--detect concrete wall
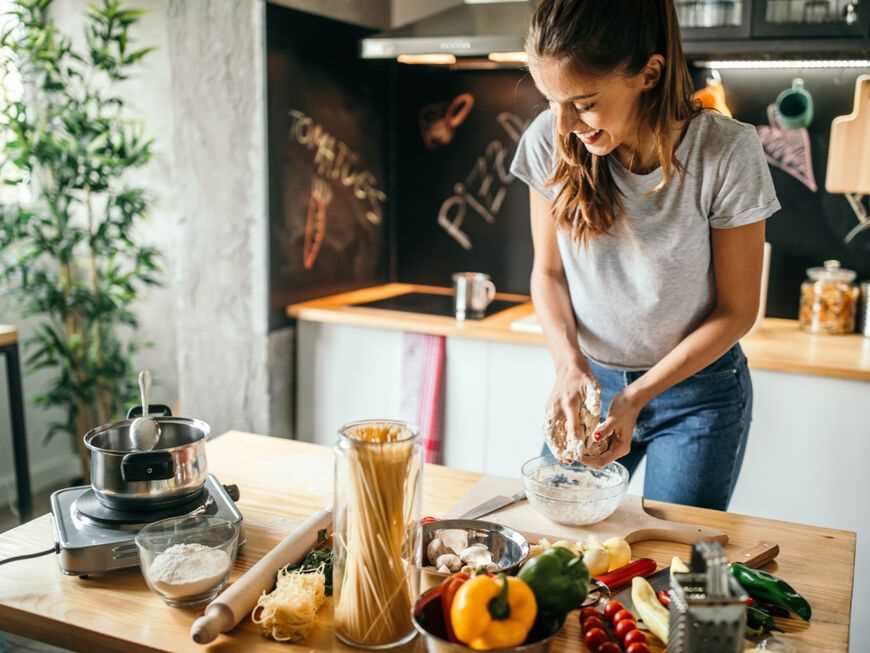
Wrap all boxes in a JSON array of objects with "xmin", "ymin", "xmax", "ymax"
[
  {"xmin": 0, "ymin": 0, "xmax": 293, "ymax": 504},
  {"xmin": 164, "ymin": 0, "xmax": 273, "ymax": 435}
]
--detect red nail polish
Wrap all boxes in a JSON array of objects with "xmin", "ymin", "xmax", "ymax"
[{"xmin": 594, "ymin": 432, "xmax": 601, "ymax": 441}]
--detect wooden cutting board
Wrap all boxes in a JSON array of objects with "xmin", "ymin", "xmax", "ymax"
[
  {"xmin": 826, "ymin": 74, "xmax": 870, "ymax": 194},
  {"xmin": 446, "ymin": 475, "xmax": 728, "ymax": 546}
]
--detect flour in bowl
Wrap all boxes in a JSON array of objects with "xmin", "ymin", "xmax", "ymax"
[{"xmin": 147, "ymin": 543, "xmax": 231, "ymax": 598}]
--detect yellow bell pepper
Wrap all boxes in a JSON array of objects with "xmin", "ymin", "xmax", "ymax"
[{"xmin": 450, "ymin": 574, "xmax": 537, "ymax": 650}]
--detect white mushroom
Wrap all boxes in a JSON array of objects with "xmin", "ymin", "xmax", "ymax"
[
  {"xmin": 427, "ymin": 537, "xmax": 449, "ymax": 565},
  {"xmin": 437, "ymin": 529, "xmax": 469, "ymax": 556},
  {"xmin": 437, "ymin": 564, "xmax": 451, "ymax": 574},
  {"xmin": 459, "ymin": 545, "xmax": 493, "ymax": 568},
  {"xmin": 435, "ymin": 554, "xmax": 462, "ymax": 572}
]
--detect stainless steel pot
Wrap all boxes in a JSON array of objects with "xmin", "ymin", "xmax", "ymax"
[{"xmin": 83, "ymin": 404, "xmax": 210, "ymax": 509}]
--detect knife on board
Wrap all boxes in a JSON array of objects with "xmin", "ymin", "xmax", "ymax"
[
  {"xmin": 608, "ymin": 541, "xmax": 780, "ymax": 613},
  {"xmin": 457, "ymin": 491, "xmax": 527, "ymax": 521}
]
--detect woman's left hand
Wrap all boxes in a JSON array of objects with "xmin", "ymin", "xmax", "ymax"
[{"xmin": 581, "ymin": 389, "xmax": 644, "ymax": 468}]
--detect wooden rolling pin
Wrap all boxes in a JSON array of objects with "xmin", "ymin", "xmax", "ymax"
[{"xmin": 190, "ymin": 508, "xmax": 333, "ymax": 644}]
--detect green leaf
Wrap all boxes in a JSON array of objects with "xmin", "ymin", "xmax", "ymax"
[{"xmin": 122, "ymin": 46, "xmax": 153, "ymax": 65}]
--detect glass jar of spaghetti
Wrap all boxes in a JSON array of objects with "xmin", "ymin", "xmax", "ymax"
[
  {"xmin": 799, "ymin": 260, "xmax": 859, "ymax": 334},
  {"xmin": 333, "ymin": 419, "xmax": 423, "ymax": 649}
]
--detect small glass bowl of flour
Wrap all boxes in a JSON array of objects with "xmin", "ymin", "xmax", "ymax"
[
  {"xmin": 521, "ymin": 456, "xmax": 629, "ymax": 526},
  {"xmin": 136, "ymin": 515, "xmax": 238, "ymax": 607}
]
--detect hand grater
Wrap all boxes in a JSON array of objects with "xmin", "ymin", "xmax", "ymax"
[{"xmin": 668, "ymin": 540, "xmax": 748, "ymax": 653}]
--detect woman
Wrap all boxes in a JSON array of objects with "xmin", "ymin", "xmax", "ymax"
[{"xmin": 510, "ymin": 0, "xmax": 780, "ymax": 510}]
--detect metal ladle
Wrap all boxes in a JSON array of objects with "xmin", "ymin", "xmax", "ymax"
[{"xmin": 129, "ymin": 370, "xmax": 161, "ymax": 451}]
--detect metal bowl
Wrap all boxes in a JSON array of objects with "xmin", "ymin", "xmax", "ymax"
[
  {"xmin": 413, "ymin": 585, "xmax": 561, "ymax": 653},
  {"xmin": 421, "ymin": 519, "xmax": 529, "ymax": 582}
]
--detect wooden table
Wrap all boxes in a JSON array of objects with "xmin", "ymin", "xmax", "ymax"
[{"xmin": 0, "ymin": 432, "xmax": 856, "ymax": 652}]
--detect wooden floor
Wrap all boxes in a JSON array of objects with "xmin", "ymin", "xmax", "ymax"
[{"xmin": 0, "ymin": 482, "xmax": 74, "ymax": 653}]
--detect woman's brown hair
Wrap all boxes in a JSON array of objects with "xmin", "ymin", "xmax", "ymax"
[{"xmin": 526, "ymin": 0, "xmax": 699, "ymax": 245}]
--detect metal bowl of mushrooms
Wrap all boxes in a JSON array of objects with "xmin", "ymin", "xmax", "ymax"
[{"xmin": 421, "ymin": 519, "xmax": 530, "ymax": 589}]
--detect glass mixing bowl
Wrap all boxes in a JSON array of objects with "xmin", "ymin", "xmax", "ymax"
[{"xmin": 521, "ymin": 456, "xmax": 628, "ymax": 526}]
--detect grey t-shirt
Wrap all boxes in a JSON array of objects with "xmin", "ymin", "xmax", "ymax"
[{"xmin": 510, "ymin": 109, "xmax": 780, "ymax": 370}]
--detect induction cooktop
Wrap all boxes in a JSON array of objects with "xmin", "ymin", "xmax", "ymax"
[{"xmin": 351, "ymin": 292, "xmax": 523, "ymax": 319}]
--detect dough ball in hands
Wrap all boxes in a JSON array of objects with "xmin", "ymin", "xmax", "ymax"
[{"xmin": 544, "ymin": 379, "xmax": 606, "ymax": 463}]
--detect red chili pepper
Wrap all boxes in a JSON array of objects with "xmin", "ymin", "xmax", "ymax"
[
  {"xmin": 440, "ymin": 571, "xmax": 470, "ymax": 643},
  {"xmin": 657, "ymin": 590, "xmax": 671, "ymax": 607},
  {"xmin": 743, "ymin": 596, "xmax": 755, "ymax": 607},
  {"xmin": 594, "ymin": 558, "xmax": 657, "ymax": 591}
]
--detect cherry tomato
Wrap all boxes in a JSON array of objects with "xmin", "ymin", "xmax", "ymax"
[
  {"xmin": 624, "ymin": 629, "xmax": 647, "ymax": 647},
  {"xmin": 613, "ymin": 609, "xmax": 635, "ymax": 624},
  {"xmin": 583, "ymin": 627, "xmax": 608, "ymax": 650},
  {"xmin": 614, "ymin": 619, "xmax": 637, "ymax": 639},
  {"xmin": 603, "ymin": 600, "xmax": 624, "ymax": 621},
  {"xmin": 581, "ymin": 616, "xmax": 606, "ymax": 633},
  {"xmin": 597, "ymin": 643, "xmax": 622, "ymax": 653},
  {"xmin": 626, "ymin": 644, "xmax": 651, "ymax": 653},
  {"xmin": 580, "ymin": 607, "xmax": 602, "ymax": 622}
]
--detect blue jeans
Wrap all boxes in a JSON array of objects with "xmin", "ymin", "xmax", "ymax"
[{"xmin": 544, "ymin": 344, "xmax": 753, "ymax": 511}]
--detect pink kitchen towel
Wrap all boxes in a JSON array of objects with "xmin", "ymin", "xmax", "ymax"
[{"xmin": 399, "ymin": 332, "xmax": 446, "ymax": 464}]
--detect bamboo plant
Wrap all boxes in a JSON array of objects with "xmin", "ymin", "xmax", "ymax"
[{"xmin": 0, "ymin": 0, "xmax": 160, "ymax": 480}]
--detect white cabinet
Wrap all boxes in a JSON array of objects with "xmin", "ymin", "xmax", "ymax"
[{"xmin": 296, "ymin": 320, "xmax": 405, "ymax": 445}]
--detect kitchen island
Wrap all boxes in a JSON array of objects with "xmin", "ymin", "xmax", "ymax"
[
  {"xmin": 0, "ymin": 432, "xmax": 855, "ymax": 652},
  {"xmin": 288, "ymin": 283, "xmax": 870, "ymax": 650}
]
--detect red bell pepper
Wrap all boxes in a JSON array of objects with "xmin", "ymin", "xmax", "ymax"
[
  {"xmin": 440, "ymin": 571, "xmax": 470, "ymax": 643},
  {"xmin": 593, "ymin": 558, "xmax": 657, "ymax": 592}
]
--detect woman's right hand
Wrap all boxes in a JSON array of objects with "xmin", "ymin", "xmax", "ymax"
[{"xmin": 546, "ymin": 358, "xmax": 601, "ymax": 448}]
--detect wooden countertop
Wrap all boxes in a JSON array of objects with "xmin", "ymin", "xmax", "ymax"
[
  {"xmin": 287, "ymin": 284, "xmax": 870, "ymax": 382},
  {"xmin": 0, "ymin": 325, "xmax": 17, "ymax": 348},
  {"xmin": 0, "ymin": 432, "xmax": 854, "ymax": 652}
]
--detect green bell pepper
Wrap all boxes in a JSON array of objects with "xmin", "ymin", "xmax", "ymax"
[
  {"xmin": 731, "ymin": 563, "xmax": 812, "ymax": 621},
  {"xmin": 518, "ymin": 546, "xmax": 589, "ymax": 618}
]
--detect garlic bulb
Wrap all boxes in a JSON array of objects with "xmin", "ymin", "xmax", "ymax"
[{"xmin": 435, "ymin": 553, "xmax": 462, "ymax": 572}]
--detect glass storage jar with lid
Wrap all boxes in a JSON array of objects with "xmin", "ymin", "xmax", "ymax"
[
  {"xmin": 798, "ymin": 259, "xmax": 859, "ymax": 334},
  {"xmin": 332, "ymin": 419, "xmax": 423, "ymax": 649}
]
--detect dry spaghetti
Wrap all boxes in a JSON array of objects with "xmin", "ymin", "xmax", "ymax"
[{"xmin": 333, "ymin": 420, "xmax": 422, "ymax": 648}]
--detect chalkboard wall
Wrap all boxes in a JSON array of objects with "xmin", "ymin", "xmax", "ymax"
[
  {"xmin": 393, "ymin": 65, "xmax": 870, "ymax": 319},
  {"xmin": 267, "ymin": 5, "xmax": 390, "ymax": 328},
  {"xmin": 393, "ymin": 67, "xmax": 544, "ymax": 295},
  {"xmin": 267, "ymin": 4, "xmax": 870, "ymax": 326},
  {"xmin": 704, "ymin": 68, "xmax": 870, "ymax": 317}
]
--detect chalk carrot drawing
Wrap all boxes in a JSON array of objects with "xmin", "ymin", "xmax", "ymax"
[
  {"xmin": 303, "ymin": 176, "xmax": 333, "ymax": 270},
  {"xmin": 757, "ymin": 104, "xmax": 817, "ymax": 192},
  {"xmin": 289, "ymin": 109, "xmax": 386, "ymax": 226}
]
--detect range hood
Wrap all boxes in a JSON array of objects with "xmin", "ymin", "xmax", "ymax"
[{"xmin": 360, "ymin": 0, "xmax": 532, "ymax": 60}]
